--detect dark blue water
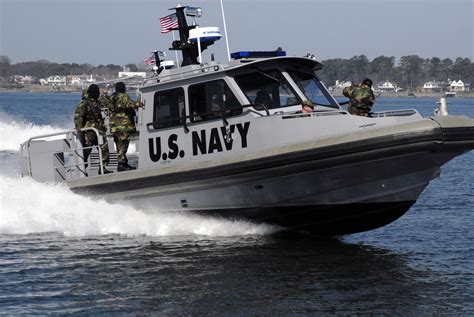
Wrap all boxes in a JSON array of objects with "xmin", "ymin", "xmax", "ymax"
[{"xmin": 0, "ymin": 92, "xmax": 473, "ymax": 315}]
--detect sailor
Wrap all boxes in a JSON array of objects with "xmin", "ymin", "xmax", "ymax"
[
  {"xmin": 302, "ymin": 100, "xmax": 315, "ymax": 113},
  {"xmin": 342, "ymin": 78, "xmax": 375, "ymax": 116},
  {"xmin": 107, "ymin": 82, "xmax": 144, "ymax": 171},
  {"xmin": 99, "ymin": 85, "xmax": 111, "ymax": 110},
  {"xmin": 74, "ymin": 84, "xmax": 110, "ymax": 171},
  {"xmin": 254, "ymin": 90, "xmax": 273, "ymax": 108}
]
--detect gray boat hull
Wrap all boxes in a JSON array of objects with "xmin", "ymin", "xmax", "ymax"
[{"xmin": 70, "ymin": 124, "xmax": 470, "ymax": 235}]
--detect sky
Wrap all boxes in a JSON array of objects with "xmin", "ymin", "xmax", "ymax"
[{"xmin": 0, "ymin": 0, "xmax": 473, "ymax": 66}]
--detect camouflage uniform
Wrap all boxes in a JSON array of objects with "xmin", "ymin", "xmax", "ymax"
[
  {"xmin": 74, "ymin": 90, "xmax": 109, "ymax": 164},
  {"xmin": 108, "ymin": 92, "xmax": 142, "ymax": 165},
  {"xmin": 342, "ymin": 84, "xmax": 376, "ymax": 116},
  {"xmin": 98, "ymin": 94, "xmax": 113, "ymax": 133}
]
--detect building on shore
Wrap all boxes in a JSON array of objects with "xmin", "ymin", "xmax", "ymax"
[
  {"xmin": 449, "ymin": 80, "xmax": 470, "ymax": 92},
  {"xmin": 423, "ymin": 81, "xmax": 447, "ymax": 92},
  {"xmin": 66, "ymin": 74, "xmax": 97, "ymax": 88},
  {"xmin": 377, "ymin": 81, "xmax": 403, "ymax": 93},
  {"xmin": 118, "ymin": 71, "xmax": 147, "ymax": 79},
  {"xmin": 12, "ymin": 75, "xmax": 38, "ymax": 85},
  {"xmin": 328, "ymin": 80, "xmax": 352, "ymax": 95},
  {"xmin": 46, "ymin": 75, "xmax": 67, "ymax": 86}
]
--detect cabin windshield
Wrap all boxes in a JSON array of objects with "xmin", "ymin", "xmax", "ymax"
[
  {"xmin": 234, "ymin": 70, "xmax": 300, "ymax": 109},
  {"xmin": 289, "ymin": 70, "xmax": 339, "ymax": 109}
]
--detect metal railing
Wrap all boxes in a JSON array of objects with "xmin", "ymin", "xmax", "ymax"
[{"xmin": 22, "ymin": 127, "xmax": 104, "ymax": 179}]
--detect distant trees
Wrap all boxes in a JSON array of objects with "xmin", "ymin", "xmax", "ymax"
[
  {"xmin": 2, "ymin": 58, "xmax": 136, "ymax": 79},
  {"xmin": 0, "ymin": 56, "xmax": 11, "ymax": 77},
  {"xmin": 1, "ymin": 55, "xmax": 473, "ymax": 90},
  {"xmin": 125, "ymin": 63, "xmax": 139, "ymax": 72},
  {"xmin": 318, "ymin": 55, "xmax": 473, "ymax": 89},
  {"xmin": 368, "ymin": 56, "xmax": 395, "ymax": 84},
  {"xmin": 398, "ymin": 55, "xmax": 425, "ymax": 88}
]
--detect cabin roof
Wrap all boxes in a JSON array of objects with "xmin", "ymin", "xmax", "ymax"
[{"xmin": 141, "ymin": 56, "xmax": 323, "ymax": 92}]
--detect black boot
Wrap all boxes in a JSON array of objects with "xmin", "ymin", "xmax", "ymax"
[
  {"xmin": 98, "ymin": 168, "xmax": 113, "ymax": 175},
  {"xmin": 118, "ymin": 163, "xmax": 135, "ymax": 172}
]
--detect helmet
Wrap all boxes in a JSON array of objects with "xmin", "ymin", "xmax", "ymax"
[
  {"xmin": 302, "ymin": 100, "xmax": 314, "ymax": 109},
  {"xmin": 115, "ymin": 81, "xmax": 126, "ymax": 93},
  {"xmin": 87, "ymin": 84, "xmax": 100, "ymax": 100},
  {"xmin": 362, "ymin": 78, "xmax": 373, "ymax": 87}
]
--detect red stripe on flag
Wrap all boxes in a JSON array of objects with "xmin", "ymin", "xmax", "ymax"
[{"xmin": 159, "ymin": 14, "xmax": 179, "ymax": 33}]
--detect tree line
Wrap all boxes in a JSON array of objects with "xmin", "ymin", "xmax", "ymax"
[
  {"xmin": 0, "ymin": 56, "xmax": 140, "ymax": 80},
  {"xmin": 1, "ymin": 54, "xmax": 473, "ymax": 89},
  {"xmin": 317, "ymin": 55, "xmax": 473, "ymax": 89}
]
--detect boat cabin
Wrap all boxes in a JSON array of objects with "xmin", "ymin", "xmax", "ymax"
[{"xmin": 135, "ymin": 54, "xmax": 349, "ymax": 170}]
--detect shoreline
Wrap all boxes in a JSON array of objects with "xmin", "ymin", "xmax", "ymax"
[{"xmin": 1, "ymin": 86, "xmax": 473, "ymax": 99}]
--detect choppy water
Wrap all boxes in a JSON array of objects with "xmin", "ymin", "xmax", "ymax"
[{"xmin": 0, "ymin": 92, "xmax": 473, "ymax": 315}]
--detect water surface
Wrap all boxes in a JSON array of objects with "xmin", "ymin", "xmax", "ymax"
[{"xmin": 0, "ymin": 93, "xmax": 473, "ymax": 315}]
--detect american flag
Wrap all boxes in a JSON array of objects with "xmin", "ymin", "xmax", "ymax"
[
  {"xmin": 159, "ymin": 13, "xmax": 179, "ymax": 33},
  {"xmin": 144, "ymin": 56, "xmax": 156, "ymax": 65}
]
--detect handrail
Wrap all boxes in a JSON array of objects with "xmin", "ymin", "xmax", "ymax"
[
  {"xmin": 24, "ymin": 127, "xmax": 104, "ymax": 177},
  {"xmin": 146, "ymin": 104, "xmax": 266, "ymax": 132},
  {"xmin": 281, "ymin": 109, "xmax": 348, "ymax": 119},
  {"xmin": 369, "ymin": 109, "xmax": 417, "ymax": 117},
  {"xmin": 143, "ymin": 64, "xmax": 222, "ymax": 85}
]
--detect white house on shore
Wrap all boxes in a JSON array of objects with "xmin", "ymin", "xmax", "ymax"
[
  {"xmin": 67, "ymin": 74, "xmax": 97, "ymax": 87},
  {"xmin": 377, "ymin": 81, "xmax": 402, "ymax": 93},
  {"xmin": 328, "ymin": 80, "xmax": 352, "ymax": 93},
  {"xmin": 46, "ymin": 75, "xmax": 67, "ymax": 86},
  {"xmin": 450, "ymin": 80, "xmax": 470, "ymax": 92},
  {"xmin": 423, "ymin": 81, "xmax": 445, "ymax": 92},
  {"xmin": 12, "ymin": 75, "xmax": 38, "ymax": 85},
  {"xmin": 118, "ymin": 71, "xmax": 147, "ymax": 79}
]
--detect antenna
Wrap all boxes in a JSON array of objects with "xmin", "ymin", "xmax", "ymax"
[{"xmin": 220, "ymin": 0, "xmax": 231, "ymax": 62}]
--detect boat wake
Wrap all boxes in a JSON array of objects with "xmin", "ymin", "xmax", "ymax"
[
  {"xmin": 0, "ymin": 175, "xmax": 278, "ymax": 237},
  {"xmin": 0, "ymin": 115, "xmax": 66, "ymax": 152}
]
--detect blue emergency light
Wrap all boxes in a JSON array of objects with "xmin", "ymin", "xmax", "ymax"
[{"xmin": 231, "ymin": 50, "xmax": 287, "ymax": 60}]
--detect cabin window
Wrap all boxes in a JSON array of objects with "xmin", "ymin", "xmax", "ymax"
[
  {"xmin": 188, "ymin": 80, "xmax": 241, "ymax": 122},
  {"xmin": 234, "ymin": 70, "xmax": 300, "ymax": 109},
  {"xmin": 289, "ymin": 70, "xmax": 338, "ymax": 109},
  {"xmin": 153, "ymin": 88, "xmax": 185, "ymax": 129}
]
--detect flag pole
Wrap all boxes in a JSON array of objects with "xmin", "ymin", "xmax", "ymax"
[
  {"xmin": 196, "ymin": 25, "xmax": 202, "ymax": 64},
  {"xmin": 220, "ymin": 0, "xmax": 231, "ymax": 62}
]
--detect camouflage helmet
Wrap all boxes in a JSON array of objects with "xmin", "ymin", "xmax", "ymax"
[{"xmin": 302, "ymin": 100, "xmax": 314, "ymax": 109}]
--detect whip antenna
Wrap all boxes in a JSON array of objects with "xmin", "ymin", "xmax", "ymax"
[{"xmin": 220, "ymin": 0, "xmax": 231, "ymax": 62}]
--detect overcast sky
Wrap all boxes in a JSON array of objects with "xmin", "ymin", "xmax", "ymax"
[{"xmin": 1, "ymin": 0, "xmax": 473, "ymax": 66}]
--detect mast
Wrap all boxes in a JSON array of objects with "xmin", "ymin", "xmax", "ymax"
[{"xmin": 168, "ymin": 4, "xmax": 216, "ymax": 67}]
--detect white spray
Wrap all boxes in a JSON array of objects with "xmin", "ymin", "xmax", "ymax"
[{"xmin": 0, "ymin": 175, "xmax": 278, "ymax": 237}]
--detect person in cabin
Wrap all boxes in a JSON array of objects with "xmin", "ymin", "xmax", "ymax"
[
  {"xmin": 254, "ymin": 90, "xmax": 273, "ymax": 108},
  {"xmin": 106, "ymin": 82, "xmax": 144, "ymax": 172},
  {"xmin": 342, "ymin": 78, "xmax": 376, "ymax": 116},
  {"xmin": 189, "ymin": 93, "xmax": 206, "ymax": 121},
  {"xmin": 301, "ymin": 100, "xmax": 315, "ymax": 113},
  {"xmin": 74, "ymin": 84, "xmax": 110, "ymax": 173}
]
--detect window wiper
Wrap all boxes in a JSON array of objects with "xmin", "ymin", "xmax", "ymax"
[{"xmin": 251, "ymin": 67, "xmax": 280, "ymax": 82}]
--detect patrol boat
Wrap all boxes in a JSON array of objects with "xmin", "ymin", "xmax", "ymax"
[{"xmin": 20, "ymin": 4, "xmax": 474, "ymax": 236}]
